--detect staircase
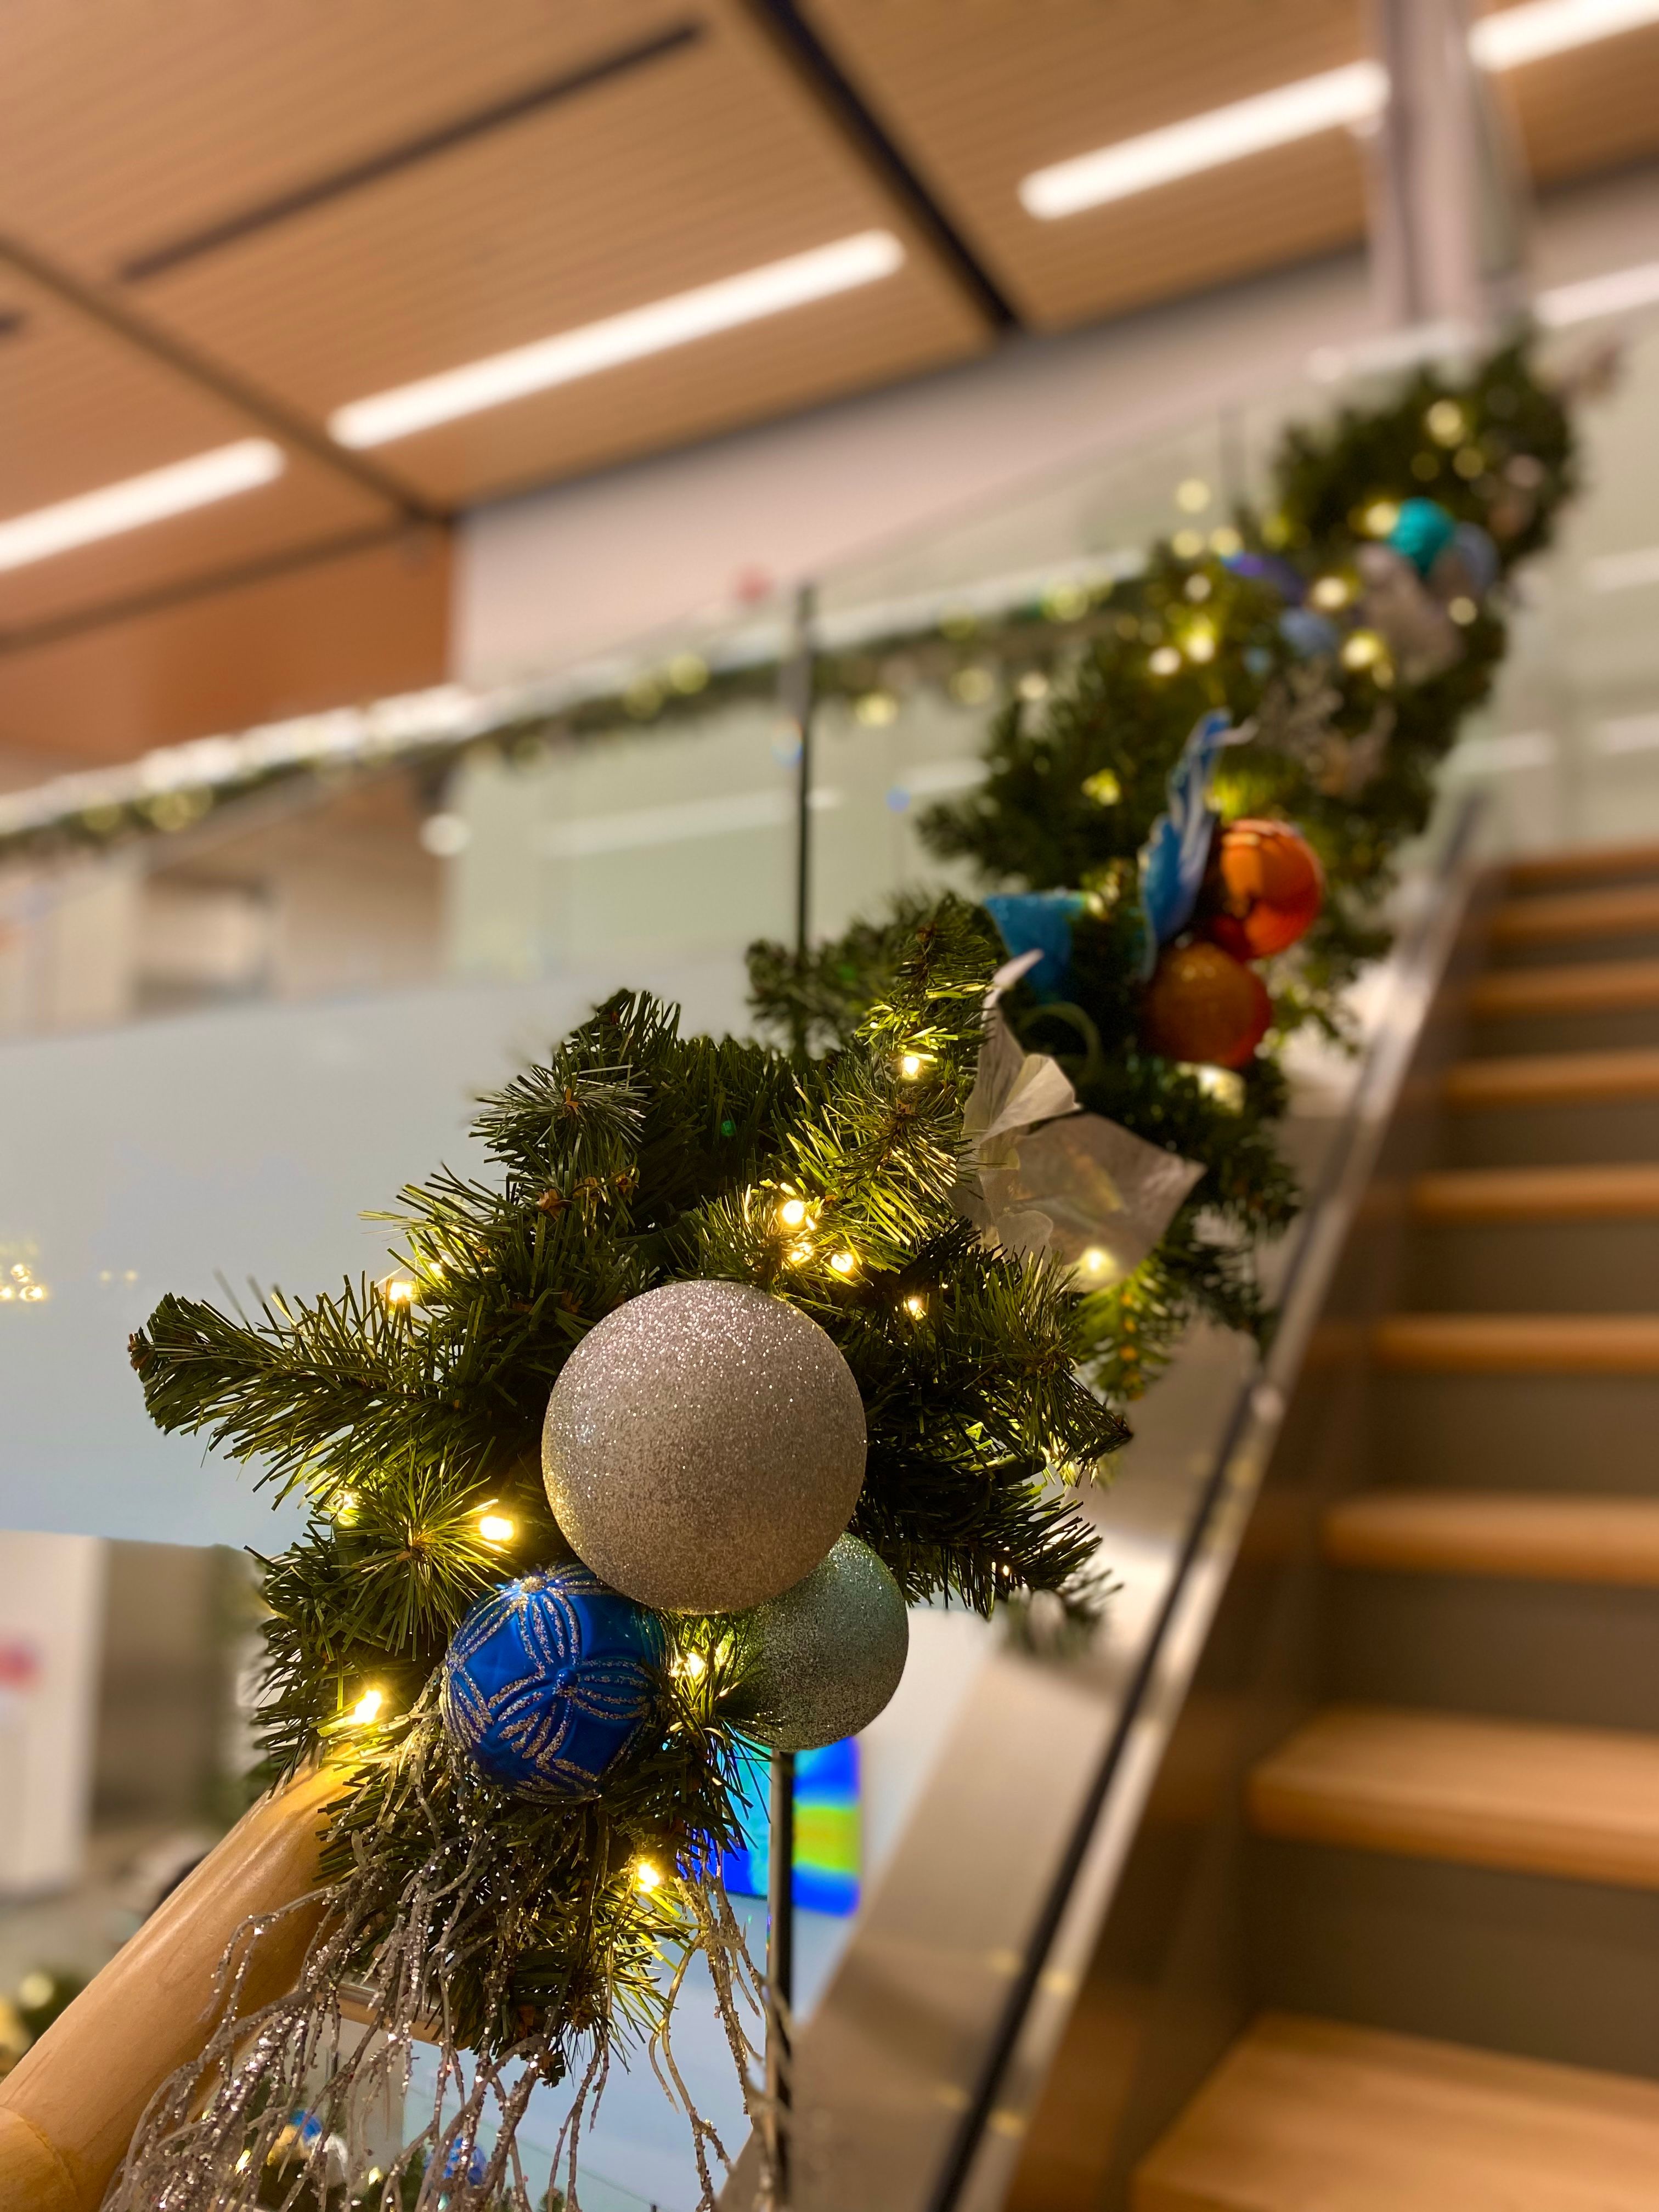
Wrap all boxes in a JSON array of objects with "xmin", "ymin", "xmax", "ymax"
[{"xmin": 1135, "ymin": 839, "xmax": 1659, "ymax": 2209}]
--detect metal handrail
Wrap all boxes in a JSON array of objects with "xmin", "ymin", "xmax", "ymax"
[{"xmin": 924, "ymin": 791, "xmax": 1489, "ymax": 2212}]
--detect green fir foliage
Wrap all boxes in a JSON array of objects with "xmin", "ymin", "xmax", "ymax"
[
  {"xmin": 129, "ymin": 905, "xmax": 1122, "ymax": 2061},
  {"xmin": 751, "ymin": 340, "xmax": 1577, "ymax": 1397}
]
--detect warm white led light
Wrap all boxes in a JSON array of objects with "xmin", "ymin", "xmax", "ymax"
[
  {"xmin": 1019, "ymin": 63, "xmax": 1387, "ymax": 219},
  {"xmin": 1471, "ymin": 0, "xmax": 1659, "ymax": 70},
  {"xmin": 0, "ymin": 439, "xmax": 285, "ymax": 574},
  {"xmin": 1534, "ymin": 258, "xmax": 1659, "ymax": 326},
  {"xmin": 330, "ymin": 231, "xmax": 906, "ymax": 448}
]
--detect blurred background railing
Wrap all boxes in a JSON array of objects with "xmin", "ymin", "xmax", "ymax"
[{"xmin": 5, "ymin": 297, "xmax": 1659, "ymax": 1044}]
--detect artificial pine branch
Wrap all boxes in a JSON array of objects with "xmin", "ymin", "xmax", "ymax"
[
  {"xmin": 126, "ymin": 911, "xmax": 1122, "ymax": 2133},
  {"xmin": 748, "ymin": 338, "xmax": 1578, "ymax": 1398}
]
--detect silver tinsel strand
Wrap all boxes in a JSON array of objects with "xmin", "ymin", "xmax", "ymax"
[{"xmin": 104, "ymin": 1716, "xmax": 778, "ymax": 2212}]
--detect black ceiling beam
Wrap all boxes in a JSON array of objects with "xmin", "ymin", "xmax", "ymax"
[
  {"xmin": 743, "ymin": 0, "xmax": 1019, "ymax": 334},
  {"xmin": 115, "ymin": 20, "xmax": 706, "ymax": 285},
  {"xmin": 0, "ymin": 230, "xmax": 447, "ymax": 526}
]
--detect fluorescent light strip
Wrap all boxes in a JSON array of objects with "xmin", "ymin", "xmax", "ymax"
[
  {"xmin": 1595, "ymin": 714, "xmax": 1659, "ymax": 755},
  {"xmin": 0, "ymin": 439, "xmax": 285, "ymax": 574},
  {"xmin": 1019, "ymin": 62, "xmax": 1387, "ymax": 219},
  {"xmin": 1446, "ymin": 729, "xmax": 1558, "ymax": 774},
  {"xmin": 331, "ymin": 231, "xmax": 905, "ymax": 449},
  {"xmin": 1022, "ymin": 0, "xmax": 1658, "ymax": 224},
  {"xmin": 1471, "ymin": 0, "xmax": 1659, "ymax": 70},
  {"xmin": 1536, "ymin": 258, "xmax": 1659, "ymax": 325},
  {"xmin": 1587, "ymin": 544, "xmax": 1659, "ymax": 592}
]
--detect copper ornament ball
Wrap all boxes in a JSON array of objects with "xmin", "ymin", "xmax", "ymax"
[
  {"xmin": 1141, "ymin": 941, "xmax": 1272, "ymax": 1070},
  {"xmin": 1200, "ymin": 817, "xmax": 1324, "ymax": 960}
]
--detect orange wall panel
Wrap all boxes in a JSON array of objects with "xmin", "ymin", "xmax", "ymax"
[{"xmin": 0, "ymin": 527, "xmax": 449, "ymax": 767}]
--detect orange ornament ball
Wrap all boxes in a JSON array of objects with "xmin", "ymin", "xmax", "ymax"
[
  {"xmin": 1142, "ymin": 942, "xmax": 1271, "ymax": 1070},
  {"xmin": 1200, "ymin": 817, "xmax": 1324, "ymax": 960}
]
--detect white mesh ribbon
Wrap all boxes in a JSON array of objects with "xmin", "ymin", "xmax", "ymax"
[{"xmin": 957, "ymin": 998, "xmax": 1204, "ymax": 1290}]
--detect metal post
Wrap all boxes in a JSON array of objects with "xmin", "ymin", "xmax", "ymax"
[
  {"xmin": 771, "ymin": 579, "xmax": 811, "ymax": 2195},
  {"xmin": 764, "ymin": 1750, "xmax": 796, "ymax": 2204},
  {"xmin": 781, "ymin": 583, "xmax": 818, "ymax": 967},
  {"xmin": 1364, "ymin": 0, "xmax": 1528, "ymax": 333}
]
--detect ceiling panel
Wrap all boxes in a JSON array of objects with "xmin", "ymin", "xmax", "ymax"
[
  {"xmin": 0, "ymin": 278, "xmax": 389, "ymax": 634},
  {"xmin": 1486, "ymin": 18, "xmax": 1659, "ymax": 187},
  {"xmin": 0, "ymin": 0, "xmax": 988, "ymax": 514},
  {"xmin": 798, "ymin": 0, "xmax": 1370, "ymax": 331},
  {"xmin": 1, "ymin": 3, "xmax": 697, "ymax": 274}
]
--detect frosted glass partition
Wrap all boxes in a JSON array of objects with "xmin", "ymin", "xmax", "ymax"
[
  {"xmin": 0, "ymin": 959, "xmax": 749, "ymax": 1549},
  {"xmin": 447, "ymin": 701, "xmax": 802, "ymax": 983}
]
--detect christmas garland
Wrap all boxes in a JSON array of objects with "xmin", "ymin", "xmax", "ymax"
[
  {"xmin": 751, "ymin": 337, "xmax": 1582, "ymax": 1398},
  {"xmin": 118, "ymin": 905, "xmax": 1122, "ymax": 2210}
]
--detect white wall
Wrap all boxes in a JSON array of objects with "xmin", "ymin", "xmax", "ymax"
[{"xmin": 0, "ymin": 1532, "xmax": 104, "ymax": 1895}]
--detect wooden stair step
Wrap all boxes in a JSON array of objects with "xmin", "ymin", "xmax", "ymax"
[
  {"xmin": 1489, "ymin": 884, "xmax": 1659, "ymax": 946},
  {"xmin": 1133, "ymin": 2012, "xmax": 1659, "ymax": 2212},
  {"xmin": 1469, "ymin": 956, "xmax": 1659, "ymax": 1019},
  {"xmin": 1246, "ymin": 1707, "xmax": 1659, "ymax": 1887},
  {"xmin": 1410, "ymin": 1163, "xmax": 1659, "ymax": 1220},
  {"xmin": 1445, "ymin": 1046, "xmax": 1659, "ymax": 1108},
  {"xmin": 1373, "ymin": 1313, "xmax": 1659, "ymax": 1373},
  {"xmin": 1324, "ymin": 1491, "xmax": 1659, "ymax": 1584},
  {"xmin": 1507, "ymin": 837, "xmax": 1659, "ymax": 890}
]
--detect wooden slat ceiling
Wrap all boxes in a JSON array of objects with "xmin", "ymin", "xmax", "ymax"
[
  {"xmin": 798, "ymin": 0, "xmax": 1373, "ymax": 331},
  {"xmin": 0, "ymin": 0, "xmax": 986, "ymax": 650},
  {"xmin": 0, "ymin": 274, "xmax": 388, "ymax": 636},
  {"xmin": 800, "ymin": 0, "xmax": 1659, "ymax": 332},
  {"xmin": 2, "ymin": 0, "xmax": 1658, "ymax": 764},
  {"xmin": 1488, "ymin": 13, "xmax": 1659, "ymax": 185}
]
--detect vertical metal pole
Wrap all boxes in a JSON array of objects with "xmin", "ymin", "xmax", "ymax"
[
  {"xmin": 765, "ymin": 1750, "xmax": 796, "ymax": 2204},
  {"xmin": 781, "ymin": 583, "xmax": 818, "ymax": 968},
  {"xmin": 770, "ymin": 578, "xmax": 812, "ymax": 2194},
  {"xmin": 1363, "ymin": 0, "xmax": 1528, "ymax": 332}
]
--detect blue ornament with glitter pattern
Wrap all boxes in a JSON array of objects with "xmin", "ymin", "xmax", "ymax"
[{"xmin": 441, "ymin": 1564, "xmax": 664, "ymax": 1802}]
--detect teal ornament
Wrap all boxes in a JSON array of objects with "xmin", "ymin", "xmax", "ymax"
[
  {"xmin": 1137, "ymin": 709, "xmax": 1248, "ymax": 976},
  {"xmin": 1387, "ymin": 498, "xmax": 1458, "ymax": 578},
  {"xmin": 983, "ymin": 891, "xmax": 1087, "ymax": 1000},
  {"xmin": 441, "ymin": 1564, "xmax": 663, "ymax": 1802},
  {"xmin": 727, "ymin": 1534, "xmax": 909, "ymax": 1753}
]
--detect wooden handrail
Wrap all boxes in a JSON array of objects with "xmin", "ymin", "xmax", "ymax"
[{"xmin": 0, "ymin": 1766, "xmax": 340, "ymax": 2212}]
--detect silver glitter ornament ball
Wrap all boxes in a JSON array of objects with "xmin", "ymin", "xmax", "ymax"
[
  {"xmin": 727, "ymin": 1534, "xmax": 909, "ymax": 1752},
  {"xmin": 543, "ymin": 1280, "xmax": 867, "ymax": 1614}
]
